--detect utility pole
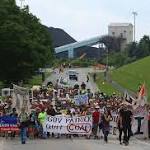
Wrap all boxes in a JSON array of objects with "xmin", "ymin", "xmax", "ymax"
[
  {"xmin": 132, "ymin": 11, "xmax": 138, "ymax": 42},
  {"xmin": 106, "ymin": 46, "xmax": 109, "ymax": 74},
  {"xmin": 20, "ymin": 0, "xmax": 25, "ymax": 8}
]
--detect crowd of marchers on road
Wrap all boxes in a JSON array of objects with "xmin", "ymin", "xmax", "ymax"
[{"xmin": 0, "ymin": 68, "xmax": 150, "ymax": 145}]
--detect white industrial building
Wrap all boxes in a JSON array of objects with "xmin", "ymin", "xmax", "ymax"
[{"xmin": 108, "ymin": 23, "xmax": 133, "ymax": 44}]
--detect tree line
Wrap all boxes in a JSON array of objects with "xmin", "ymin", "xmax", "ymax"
[
  {"xmin": 0, "ymin": 0, "xmax": 54, "ymax": 85},
  {"xmin": 99, "ymin": 35, "xmax": 150, "ymax": 67}
]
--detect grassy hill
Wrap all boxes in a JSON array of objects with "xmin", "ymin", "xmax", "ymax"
[
  {"xmin": 111, "ymin": 56, "xmax": 150, "ymax": 100},
  {"xmin": 96, "ymin": 73, "xmax": 121, "ymax": 96}
]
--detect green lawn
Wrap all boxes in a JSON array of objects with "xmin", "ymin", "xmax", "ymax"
[
  {"xmin": 111, "ymin": 56, "xmax": 150, "ymax": 100},
  {"xmin": 96, "ymin": 73, "xmax": 121, "ymax": 96}
]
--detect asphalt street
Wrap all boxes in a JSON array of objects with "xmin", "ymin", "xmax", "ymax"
[
  {"xmin": 43, "ymin": 67, "xmax": 101, "ymax": 93},
  {"xmin": 1, "ymin": 137, "xmax": 150, "ymax": 150}
]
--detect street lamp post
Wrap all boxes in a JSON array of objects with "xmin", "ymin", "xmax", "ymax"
[
  {"xmin": 132, "ymin": 11, "xmax": 138, "ymax": 42},
  {"xmin": 20, "ymin": 0, "xmax": 25, "ymax": 8}
]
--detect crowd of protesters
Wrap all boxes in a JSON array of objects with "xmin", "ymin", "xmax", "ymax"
[{"xmin": 0, "ymin": 72, "xmax": 150, "ymax": 145}]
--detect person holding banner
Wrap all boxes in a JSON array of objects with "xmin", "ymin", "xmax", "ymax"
[
  {"xmin": 38, "ymin": 108, "xmax": 47, "ymax": 139},
  {"xmin": 92, "ymin": 106, "xmax": 100, "ymax": 139},
  {"xmin": 19, "ymin": 108, "xmax": 29, "ymax": 144},
  {"xmin": 10, "ymin": 108, "xmax": 18, "ymax": 138}
]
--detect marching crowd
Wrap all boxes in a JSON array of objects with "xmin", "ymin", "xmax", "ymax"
[{"xmin": 0, "ymin": 74, "xmax": 150, "ymax": 145}]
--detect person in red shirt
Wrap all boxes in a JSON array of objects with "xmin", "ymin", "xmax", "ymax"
[{"xmin": 92, "ymin": 106, "xmax": 100, "ymax": 139}]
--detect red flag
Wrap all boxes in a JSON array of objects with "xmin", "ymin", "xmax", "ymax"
[
  {"xmin": 138, "ymin": 84, "xmax": 146, "ymax": 97},
  {"xmin": 137, "ymin": 83, "xmax": 147, "ymax": 106}
]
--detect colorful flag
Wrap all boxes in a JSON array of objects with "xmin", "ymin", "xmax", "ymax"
[{"xmin": 137, "ymin": 83, "xmax": 147, "ymax": 106}]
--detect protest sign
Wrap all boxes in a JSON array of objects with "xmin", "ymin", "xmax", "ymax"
[
  {"xmin": 74, "ymin": 94, "xmax": 89, "ymax": 105},
  {"xmin": 0, "ymin": 115, "xmax": 19, "ymax": 131},
  {"xmin": 13, "ymin": 84, "xmax": 29, "ymax": 112},
  {"xmin": 44, "ymin": 115, "xmax": 92, "ymax": 135}
]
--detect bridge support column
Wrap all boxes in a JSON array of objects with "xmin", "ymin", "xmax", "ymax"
[{"xmin": 68, "ymin": 48, "xmax": 74, "ymax": 58}]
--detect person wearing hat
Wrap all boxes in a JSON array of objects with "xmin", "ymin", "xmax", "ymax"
[{"xmin": 92, "ymin": 105, "xmax": 100, "ymax": 139}]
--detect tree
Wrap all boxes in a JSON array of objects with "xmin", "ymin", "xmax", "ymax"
[
  {"xmin": 126, "ymin": 35, "xmax": 150, "ymax": 59},
  {"xmin": 0, "ymin": 1, "xmax": 53, "ymax": 84},
  {"xmin": 100, "ymin": 35, "xmax": 124, "ymax": 52},
  {"xmin": 126, "ymin": 42, "xmax": 138, "ymax": 58},
  {"xmin": 137, "ymin": 35, "xmax": 150, "ymax": 58}
]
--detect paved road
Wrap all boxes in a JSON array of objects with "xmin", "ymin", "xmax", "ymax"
[
  {"xmin": 43, "ymin": 67, "xmax": 101, "ymax": 93},
  {"xmin": 1, "ymin": 137, "xmax": 150, "ymax": 150}
]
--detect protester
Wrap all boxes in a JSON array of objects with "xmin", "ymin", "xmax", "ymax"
[
  {"xmin": 121, "ymin": 105, "xmax": 133, "ymax": 145},
  {"xmin": 19, "ymin": 108, "xmax": 29, "ymax": 144},
  {"xmin": 92, "ymin": 105, "xmax": 100, "ymax": 139},
  {"xmin": 81, "ymin": 82, "xmax": 86, "ymax": 90},
  {"xmin": 117, "ymin": 106, "xmax": 124, "ymax": 144},
  {"xmin": 10, "ymin": 108, "xmax": 18, "ymax": 138},
  {"xmin": 29, "ymin": 110, "xmax": 38, "ymax": 138},
  {"xmin": 10, "ymin": 108, "xmax": 18, "ymax": 117},
  {"xmin": 101, "ymin": 109, "xmax": 112, "ymax": 143},
  {"xmin": 93, "ymin": 73, "xmax": 96, "ymax": 82},
  {"xmin": 46, "ymin": 105, "xmax": 56, "ymax": 116},
  {"xmin": 38, "ymin": 108, "xmax": 47, "ymax": 139},
  {"xmin": 87, "ymin": 75, "xmax": 89, "ymax": 83}
]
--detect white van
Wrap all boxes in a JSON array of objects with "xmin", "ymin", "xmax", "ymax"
[{"xmin": 67, "ymin": 70, "xmax": 78, "ymax": 81}]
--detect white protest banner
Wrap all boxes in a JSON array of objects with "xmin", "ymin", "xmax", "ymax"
[
  {"xmin": 13, "ymin": 84, "xmax": 29, "ymax": 112},
  {"xmin": 44, "ymin": 115, "xmax": 92, "ymax": 135},
  {"xmin": 74, "ymin": 94, "xmax": 89, "ymax": 105}
]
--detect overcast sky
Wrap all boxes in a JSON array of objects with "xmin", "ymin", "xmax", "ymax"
[{"xmin": 16, "ymin": 0, "xmax": 150, "ymax": 41}]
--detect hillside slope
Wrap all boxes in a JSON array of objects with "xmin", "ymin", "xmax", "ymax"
[{"xmin": 111, "ymin": 56, "xmax": 150, "ymax": 99}]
